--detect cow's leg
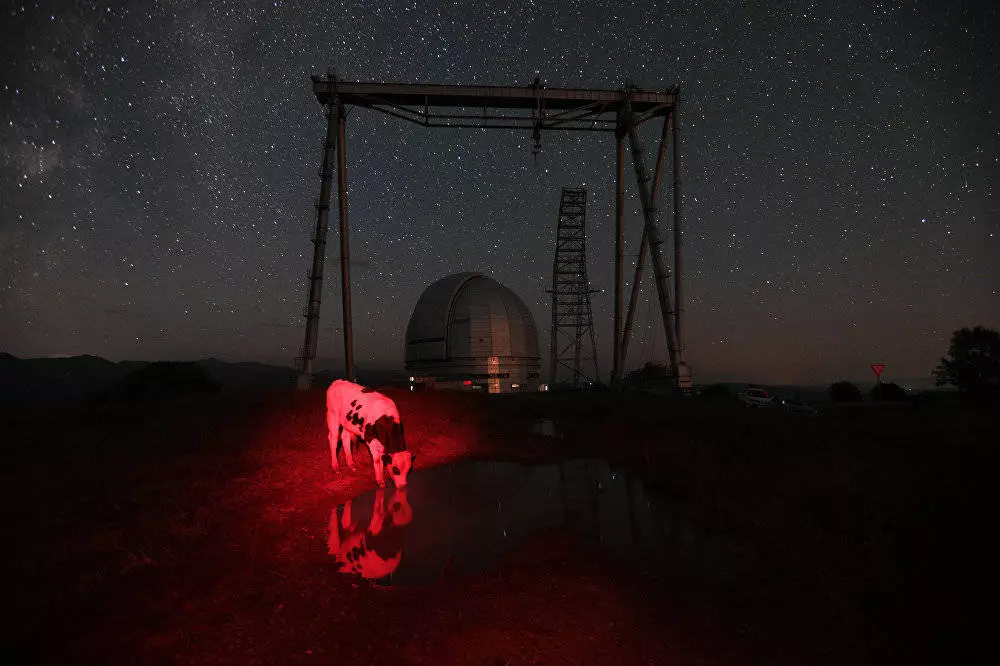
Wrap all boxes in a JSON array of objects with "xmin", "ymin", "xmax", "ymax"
[
  {"xmin": 369, "ymin": 440, "xmax": 387, "ymax": 487},
  {"xmin": 342, "ymin": 430, "xmax": 356, "ymax": 467},
  {"xmin": 327, "ymin": 503, "xmax": 343, "ymax": 554},
  {"xmin": 369, "ymin": 488, "xmax": 387, "ymax": 535},
  {"xmin": 328, "ymin": 419, "xmax": 342, "ymax": 471},
  {"xmin": 341, "ymin": 498, "xmax": 354, "ymax": 530}
]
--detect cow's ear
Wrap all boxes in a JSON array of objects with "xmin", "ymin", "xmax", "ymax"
[{"xmin": 382, "ymin": 454, "xmax": 392, "ymax": 465}]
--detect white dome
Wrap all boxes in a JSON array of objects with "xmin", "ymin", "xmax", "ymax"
[{"xmin": 404, "ymin": 273, "xmax": 540, "ymax": 392}]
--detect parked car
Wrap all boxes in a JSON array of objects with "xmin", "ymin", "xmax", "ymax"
[
  {"xmin": 738, "ymin": 387, "xmax": 773, "ymax": 407},
  {"xmin": 771, "ymin": 396, "xmax": 819, "ymax": 416}
]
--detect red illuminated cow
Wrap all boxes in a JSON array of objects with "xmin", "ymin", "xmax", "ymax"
[
  {"xmin": 328, "ymin": 488, "xmax": 413, "ymax": 582},
  {"xmin": 326, "ymin": 379, "xmax": 415, "ymax": 488}
]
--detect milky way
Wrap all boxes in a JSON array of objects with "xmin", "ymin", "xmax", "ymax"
[{"xmin": 2, "ymin": 0, "xmax": 998, "ymax": 386}]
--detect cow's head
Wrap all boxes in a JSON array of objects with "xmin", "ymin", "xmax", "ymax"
[
  {"xmin": 381, "ymin": 450, "xmax": 415, "ymax": 488},
  {"xmin": 387, "ymin": 488, "xmax": 412, "ymax": 526}
]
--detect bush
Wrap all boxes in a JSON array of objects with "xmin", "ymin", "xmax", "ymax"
[
  {"xmin": 871, "ymin": 382, "xmax": 907, "ymax": 401},
  {"xmin": 828, "ymin": 381, "xmax": 863, "ymax": 402}
]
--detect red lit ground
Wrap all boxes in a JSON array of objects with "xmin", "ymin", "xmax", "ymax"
[{"xmin": 2, "ymin": 389, "xmax": 993, "ymax": 664}]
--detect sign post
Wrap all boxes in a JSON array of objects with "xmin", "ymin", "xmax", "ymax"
[{"xmin": 871, "ymin": 364, "xmax": 886, "ymax": 395}]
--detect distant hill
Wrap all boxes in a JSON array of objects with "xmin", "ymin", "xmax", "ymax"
[
  {"xmin": 0, "ymin": 353, "xmax": 411, "ymax": 407},
  {"xmin": 196, "ymin": 357, "xmax": 299, "ymax": 394},
  {"xmin": 313, "ymin": 357, "xmax": 406, "ymax": 386},
  {"xmin": 0, "ymin": 354, "xmax": 142, "ymax": 406}
]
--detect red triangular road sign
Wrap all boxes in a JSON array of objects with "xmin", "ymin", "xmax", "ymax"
[{"xmin": 871, "ymin": 364, "xmax": 886, "ymax": 377}]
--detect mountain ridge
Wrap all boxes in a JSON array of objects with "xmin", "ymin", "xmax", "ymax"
[{"xmin": 0, "ymin": 354, "xmax": 405, "ymax": 406}]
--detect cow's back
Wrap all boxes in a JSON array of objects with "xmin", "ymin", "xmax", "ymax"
[
  {"xmin": 357, "ymin": 391, "xmax": 399, "ymax": 421},
  {"xmin": 326, "ymin": 379, "xmax": 361, "ymax": 412},
  {"xmin": 327, "ymin": 380, "xmax": 399, "ymax": 421}
]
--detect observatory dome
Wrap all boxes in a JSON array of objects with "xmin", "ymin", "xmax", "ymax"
[{"xmin": 405, "ymin": 272, "xmax": 541, "ymax": 393}]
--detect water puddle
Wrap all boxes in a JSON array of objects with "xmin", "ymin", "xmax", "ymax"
[{"xmin": 327, "ymin": 458, "xmax": 741, "ymax": 587}]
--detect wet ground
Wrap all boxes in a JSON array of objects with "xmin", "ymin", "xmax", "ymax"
[
  {"xmin": 328, "ymin": 458, "xmax": 874, "ymax": 662},
  {"xmin": 333, "ymin": 459, "xmax": 737, "ymax": 588},
  {"xmin": 3, "ymin": 389, "xmax": 995, "ymax": 664}
]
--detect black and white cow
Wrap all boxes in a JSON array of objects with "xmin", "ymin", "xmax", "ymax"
[
  {"xmin": 326, "ymin": 379, "xmax": 415, "ymax": 488},
  {"xmin": 328, "ymin": 487, "xmax": 413, "ymax": 582}
]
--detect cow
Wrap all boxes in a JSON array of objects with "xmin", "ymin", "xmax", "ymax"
[
  {"xmin": 325, "ymin": 379, "xmax": 415, "ymax": 488},
  {"xmin": 328, "ymin": 487, "xmax": 413, "ymax": 582}
]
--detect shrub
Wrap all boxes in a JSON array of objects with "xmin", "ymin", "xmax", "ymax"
[
  {"xmin": 828, "ymin": 381, "xmax": 863, "ymax": 402},
  {"xmin": 870, "ymin": 382, "xmax": 907, "ymax": 401}
]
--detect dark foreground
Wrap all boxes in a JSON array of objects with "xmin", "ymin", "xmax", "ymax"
[{"xmin": 2, "ymin": 389, "xmax": 995, "ymax": 665}]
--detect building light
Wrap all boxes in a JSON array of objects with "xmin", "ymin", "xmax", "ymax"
[
  {"xmin": 511, "ymin": 383, "xmax": 520, "ymax": 389},
  {"xmin": 409, "ymin": 376, "xmax": 415, "ymax": 382}
]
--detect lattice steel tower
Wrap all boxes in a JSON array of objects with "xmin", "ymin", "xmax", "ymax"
[{"xmin": 549, "ymin": 188, "xmax": 601, "ymax": 388}]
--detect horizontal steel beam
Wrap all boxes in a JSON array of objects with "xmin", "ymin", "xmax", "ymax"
[{"xmin": 312, "ymin": 78, "xmax": 676, "ymax": 115}]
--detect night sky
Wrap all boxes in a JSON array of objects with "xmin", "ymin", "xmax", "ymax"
[{"xmin": 2, "ymin": 0, "xmax": 998, "ymax": 386}]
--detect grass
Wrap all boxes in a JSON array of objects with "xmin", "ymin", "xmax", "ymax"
[{"xmin": 2, "ymin": 388, "xmax": 995, "ymax": 665}]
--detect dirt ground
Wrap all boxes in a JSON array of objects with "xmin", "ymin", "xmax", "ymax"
[{"xmin": 2, "ymin": 388, "xmax": 995, "ymax": 665}]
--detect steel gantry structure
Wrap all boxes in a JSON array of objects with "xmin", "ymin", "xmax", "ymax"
[{"xmin": 297, "ymin": 74, "xmax": 691, "ymax": 389}]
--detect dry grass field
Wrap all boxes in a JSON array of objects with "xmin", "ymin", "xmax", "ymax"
[{"xmin": 2, "ymin": 388, "xmax": 995, "ymax": 665}]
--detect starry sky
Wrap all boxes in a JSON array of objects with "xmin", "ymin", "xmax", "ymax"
[{"xmin": 2, "ymin": 0, "xmax": 998, "ymax": 386}]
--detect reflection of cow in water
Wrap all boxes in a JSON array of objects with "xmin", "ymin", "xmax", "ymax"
[{"xmin": 328, "ymin": 488, "xmax": 413, "ymax": 581}]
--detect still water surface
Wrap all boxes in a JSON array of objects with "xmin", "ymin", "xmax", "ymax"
[{"xmin": 326, "ymin": 458, "xmax": 732, "ymax": 587}]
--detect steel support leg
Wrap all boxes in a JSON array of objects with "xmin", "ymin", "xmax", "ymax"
[
  {"xmin": 672, "ymin": 98, "xmax": 684, "ymax": 361},
  {"xmin": 336, "ymin": 103, "xmax": 355, "ymax": 382},
  {"xmin": 297, "ymin": 94, "xmax": 338, "ymax": 390},
  {"xmin": 622, "ymin": 95, "xmax": 680, "ymax": 383},
  {"xmin": 612, "ymin": 127, "xmax": 625, "ymax": 385},
  {"xmin": 620, "ymin": 110, "xmax": 671, "ymax": 372},
  {"xmin": 549, "ymin": 247, "xmax": 558, "ymax": 385}
]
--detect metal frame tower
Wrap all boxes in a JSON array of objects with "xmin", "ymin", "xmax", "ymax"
[
  {"xmin": 297, "ymin": 76, "xmax": 690, "ymax": 390},
  {"xmin": 549, "ymin": 188, "xmax": 600, "ymax": 388}
]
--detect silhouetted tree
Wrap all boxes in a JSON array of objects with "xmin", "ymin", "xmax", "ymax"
[
  {"xmin": 828, "ymin": 381, "xmax": 863, "ymax": 402},
  {"xmin": 933, "ymin": 326, "xmax": 1000, "ymax": 396},
  {"xmin": 871, "ymin": 382, "xmax": 907, "ymax": 401}
]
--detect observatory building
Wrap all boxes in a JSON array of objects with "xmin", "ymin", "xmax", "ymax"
[{"xmin": 405, "ymin": 273, "xmax": 541, "ymax": 393}]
